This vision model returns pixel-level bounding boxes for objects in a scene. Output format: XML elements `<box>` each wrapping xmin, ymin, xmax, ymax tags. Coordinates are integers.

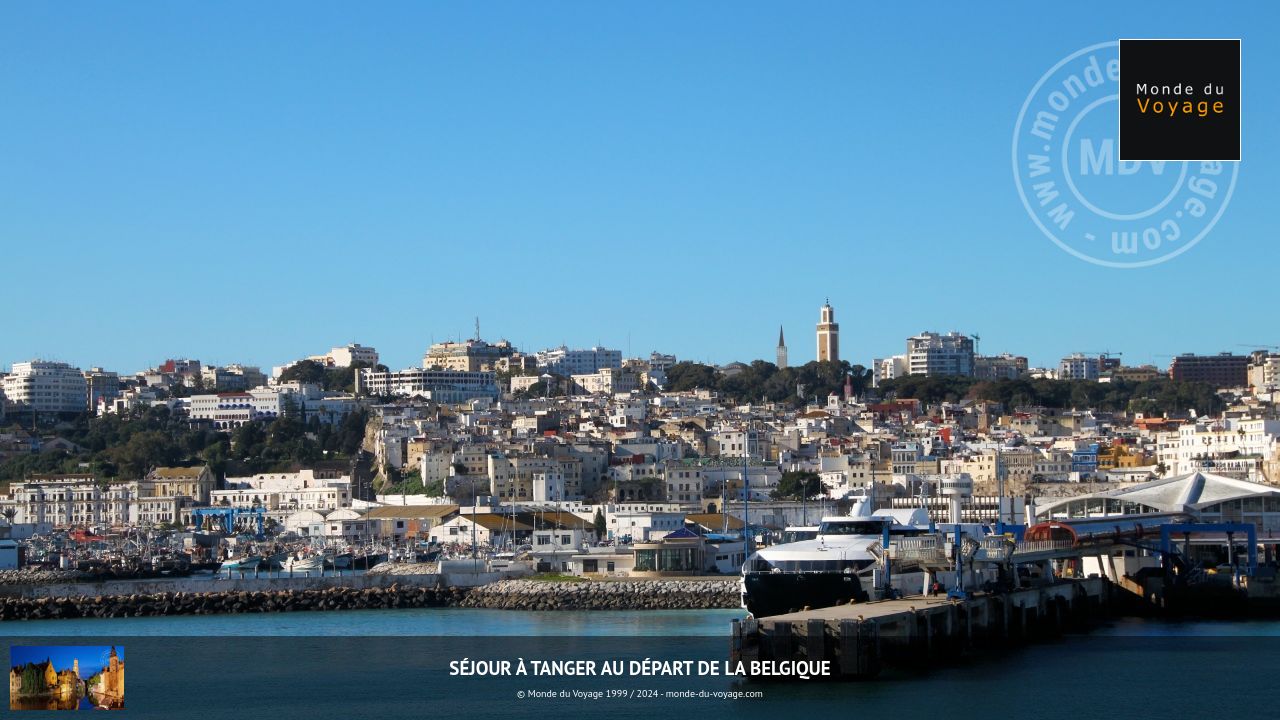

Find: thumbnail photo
<box><xmin>9</xmin><ymin>646</ymin><xmax>124</xmax><ymax>711</ymax></box>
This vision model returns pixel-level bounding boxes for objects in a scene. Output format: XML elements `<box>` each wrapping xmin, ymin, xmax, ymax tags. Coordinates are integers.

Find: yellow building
<box><xmin>1097</xmin><ymin>443</ymin><xmax>1146</xmax><ymax>471</ymax></box>
<box><xmin>94</xmin><ymin>647</ymin><xmax>124</xmax><ymax>704</ymax></box>
<box><xmin>144</xmin><ymin>466</ymin><xmax>215</xmax><ymax>504</ymax></box>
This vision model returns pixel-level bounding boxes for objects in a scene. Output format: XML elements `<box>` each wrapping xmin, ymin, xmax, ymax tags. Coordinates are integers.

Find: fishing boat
<box><xmin>279</xmin><ymin>553</ymin><xmax>325</xmax><ymax>573</ymax></box>
<box><xmin>349</xmin><ymin>550</ymin><xmax>387</xmax><ymax>570</ymax></box>
<box><xmin>219</xmin><ymin>555</ymin><xmax>262</xmax><ymax>574</ymax></box>
<box><xmin>325</xmin><ymin>551</ymin><xmax>353</xmax><ymax>570</ymax></box>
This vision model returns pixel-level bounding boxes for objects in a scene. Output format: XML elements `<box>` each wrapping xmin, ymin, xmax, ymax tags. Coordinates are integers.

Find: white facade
<box><xmin>327</xmin><ymin>344</ymin><xmax>379</xmax><ymax>368</ymax></box>
<box><xmin>3</xmin><ymin>360</ymin><xmax>88</xmax><ymax>413</ymax></box>
<box><xmin>1058</xmin><ymin>353</ymin><xmax>1101</xmax><ymax>381</ymax></box>
<box><xmin>906</xmin><ymin>332</ymin><xmax>974</xmax><ymax>377</ymax></box>
<box><xmin>534</xmin><ymin>346</ymin><xmax>622</xmax><ymax>376</ymax></box>
<box><xmin>186</xmin><ymin>388</ymin><xmax>289</xmax><ymax>429</ymax></box>
<box><xmin>1164</xmin><ymin>418</ymin><xmax>1280</xmax><ymax>479</ymax></box>
<box><xmin>571</xmin><ymin>368</ymin><xmax>638</xmax><ymax>395</ymax></box>
<box><xmin>355</xmin><ymin>368</ymin><xmax>498</xmax><ymax>402</ymax></box>
<box><xmin>3</xmin><ymin>475</ymin><xmax>191</xmax><ymax>527</ymax></box>
<box><xmin>873</xmin><ymin>355</ymin><xmax>909</xmax><ymax>385</ymax></box>
<box><xmin>532</xmin><ymin>471</ymin><xmax>566</xmax><ymax>503</ymax></box>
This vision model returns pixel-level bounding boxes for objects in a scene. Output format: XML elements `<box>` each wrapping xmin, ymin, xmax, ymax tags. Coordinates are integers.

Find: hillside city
<box><xmin>3</xmin><ymin>300</ymin><xmax>1280</xmax><ymax>575</ymax></box>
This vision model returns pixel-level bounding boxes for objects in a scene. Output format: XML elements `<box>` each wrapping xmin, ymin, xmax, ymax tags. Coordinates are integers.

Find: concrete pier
<box><xmin>731</xmin><ymin>578</ymin><xmax>1112</xmax><ymax>679</ymax></box>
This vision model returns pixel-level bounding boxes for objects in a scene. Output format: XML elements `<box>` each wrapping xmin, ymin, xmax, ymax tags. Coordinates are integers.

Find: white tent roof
<box><xmin>1037</xmin><ymin>471</ymin><xmax>1280</xmax><ymax>516</ymax></box>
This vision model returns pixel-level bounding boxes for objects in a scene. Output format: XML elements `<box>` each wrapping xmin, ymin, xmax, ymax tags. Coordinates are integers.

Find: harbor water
<box><xmin>5</xmin><ymin>609</ymin><xmax>1279</xmax><ymax>719</ymax></box>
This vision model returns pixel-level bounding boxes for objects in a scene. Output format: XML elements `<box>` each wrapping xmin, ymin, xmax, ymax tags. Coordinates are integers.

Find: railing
<box><xmin>1012</xmin><ymin>539</ymin><xmax>1076</xmax><ymax>555</ymax></box>
<box><xmin>890</xmin><ymin>536</ymin><xmax>947</xmax><ymax>565</ymax></box>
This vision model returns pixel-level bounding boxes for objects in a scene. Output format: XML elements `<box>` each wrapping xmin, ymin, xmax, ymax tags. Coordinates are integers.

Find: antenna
<box><xmin>475</xmin><ymin>317</ymin><xmax>481</xmax><ymax>342</ymax></box>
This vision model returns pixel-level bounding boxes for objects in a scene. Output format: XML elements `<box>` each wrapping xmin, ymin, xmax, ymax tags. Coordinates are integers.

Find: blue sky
<box><xmin>10</xmin><ymin>645</ymin><xmax>122</xmax><ymax>678</ymax></box>
<box><xmin>1</xmin><ymin>2</ymin><xmax>1275</xmax><ymax>373</ymax></box>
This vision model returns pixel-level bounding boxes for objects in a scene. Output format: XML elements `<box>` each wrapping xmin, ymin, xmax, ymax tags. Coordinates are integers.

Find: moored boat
<box><xmin>279</xmin><ymin>553</ymin><xmax>325</xmax><ymax>573</ymax></box>
<box><xmin>740</xmin><ymin>502</ymin><xmax>934</xmax><ymax>618</ymax></box>
<box><xmin>220</xmin><ymin>555</ymin><xmax>262</xmax><ymax>574</ymax></box>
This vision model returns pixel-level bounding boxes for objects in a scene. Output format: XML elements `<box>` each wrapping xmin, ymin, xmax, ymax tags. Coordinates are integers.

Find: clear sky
<box><xmin>10</xmin><ymin>645</ymin><xmax>123</xmax><ymax>678</ymax></box>
<box><xmin>2</xmin><ymin>2</ymin><xmax>1275</xmax><ymax>373</ymax></box>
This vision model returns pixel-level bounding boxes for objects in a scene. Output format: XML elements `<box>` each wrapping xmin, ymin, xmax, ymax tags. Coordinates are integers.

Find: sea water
<box><xmin>4</xmin><ymin>609</ymin><xmax>1278</xmax><ymax>719</ymax></box>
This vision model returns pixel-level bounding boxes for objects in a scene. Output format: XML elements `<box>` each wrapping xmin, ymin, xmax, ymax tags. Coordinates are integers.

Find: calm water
<box><xmin>1</xmin><ymin>606</ymin><xmax>744</xmax><ymax>636</ymax></box>
<box><xmin>6</xmin><ymin>604</ymin><xmax>1280</xmax><ymax>637</ymax></box>
<box><xmin>4</xmin><ymin>609</ymin><xmax>1279</xmax><ymax>719</ymax></box>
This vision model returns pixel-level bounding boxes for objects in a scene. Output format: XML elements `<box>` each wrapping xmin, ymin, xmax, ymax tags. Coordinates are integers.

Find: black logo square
<box><xmin>1119</xmin><ymin>39</ymin><xmax>1240</xmax><ymax>161</ymax></box>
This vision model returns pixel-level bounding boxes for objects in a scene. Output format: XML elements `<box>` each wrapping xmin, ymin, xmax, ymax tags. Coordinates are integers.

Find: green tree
<box><xmin>593</xmin><ymin>508</ymin><xmax>607</xmax><ymax>536</ymax></box>
<box><xmin>771</xmin><ymin>471</ymin><xmax>825</xmax><ymax>500</ymax></box>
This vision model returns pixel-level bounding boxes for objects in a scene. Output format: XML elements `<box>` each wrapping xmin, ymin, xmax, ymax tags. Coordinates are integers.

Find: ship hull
<box><xmin>741</xmin><ymin>572</ymin><xmax>869</xmax><ymax>618</ymax></box>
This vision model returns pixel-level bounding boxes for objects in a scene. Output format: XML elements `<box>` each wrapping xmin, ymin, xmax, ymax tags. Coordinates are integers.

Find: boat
<box><xmin>279</xmin><ymin>553</ymin><xmax>325</xmax><ymax>573</ymax></box>
<box><xmin>219</xmin><ymin>555</ymin><xmax>262</xmax><ymax>574</ymax></box>
<box><xmin>325</xmin><ymin>552</ymin><xmax>352</xmax><ymax>570</ymax></box>
<box><xmin>349</xmin><ymin>551</ymin><xmax>388</xmax><ymax>570</ymax></box>
<box><xmin>740</xmin><ymin>501</ymin><xmax>935</xmax><ymax>618</ymax></box>
<box><xmin>150</xmin><ymin>552</ymin><xmax>192</xmax><ymax>576</ymax></box>
<box><xmin>779</xmin><ymin>526</ymin><xmax>820</xmax><ymax>544</ymax></box>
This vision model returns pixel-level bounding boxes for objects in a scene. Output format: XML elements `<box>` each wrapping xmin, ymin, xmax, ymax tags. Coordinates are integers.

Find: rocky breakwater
<box><xmin>459</xmin><ymin>578</ymin><xmax>741</xmax><ymax>611</ymax></box>
<box><xmin>0</xmin><ymin>568</ymin><xmax>87</xmax><ymax>585</ymax></box>
<box><xmin>0</xmin><ymin>584</ymin><xmax>468</xmax><ymax>621</ymax></box>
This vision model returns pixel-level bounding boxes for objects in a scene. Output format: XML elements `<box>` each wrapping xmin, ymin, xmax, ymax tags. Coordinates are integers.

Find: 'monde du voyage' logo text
<box><xmin>1012</xmin><ymin>41</ymin><xmax>1237</xmax><ymax>268</ymax></box>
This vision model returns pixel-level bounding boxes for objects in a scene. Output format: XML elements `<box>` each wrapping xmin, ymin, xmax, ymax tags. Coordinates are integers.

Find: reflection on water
<box><xmin>9</xmin><ymin>692</ymin><xmax>123</xmax><ymax>711</ymax></box>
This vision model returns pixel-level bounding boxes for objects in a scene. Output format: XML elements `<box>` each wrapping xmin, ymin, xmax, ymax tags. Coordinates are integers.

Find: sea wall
<box><xmin>0</xmin><ymin>571</ymin><xmax>444</xmax><ymax>600</ymax></box>
<box><xmin>0</xmin><ymin>583</ymin><xmax>465</xmax><ymax>620</ymax></box>
<box><xmin>0</xmin><ymin>576</ymin><xmax>742</xmax><ymax>620</ymax></box>
<box><xmin>459</xmin><ymin>578</ymin><xmax>741</xmax><ymax>611</ymax></box>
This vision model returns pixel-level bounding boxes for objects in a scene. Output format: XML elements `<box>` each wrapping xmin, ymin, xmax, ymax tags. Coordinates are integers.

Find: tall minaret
<box><xmin>816</xmin><ymin>299</ymin><xmax>840</xmax><ymax>363</ymax></box>
<box><xmin>776</xmin><ymin>326</ymin><xmax>788</xmax><ymax>369</ymax></box>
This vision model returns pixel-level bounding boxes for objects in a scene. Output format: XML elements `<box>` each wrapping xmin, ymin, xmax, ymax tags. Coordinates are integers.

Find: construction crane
<box><xmin>1073</xmin><ymin>350</ymin><xmax>1123</xmax><ymax>360</ymax></box>
<box><xmin>970</xmin><ymin>333</ymin><xmax>981</xmax><ymax>356</ymax></box>
<box><xmin>1237</xmin><ymin>344</ymin><xmax>1280</xmax><ymax>351</ymax></box>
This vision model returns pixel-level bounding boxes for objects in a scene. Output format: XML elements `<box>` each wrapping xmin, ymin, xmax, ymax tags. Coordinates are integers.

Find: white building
<box><xmin>222</xmin><ymin>470</ymin><xmax>353</xmax><ymax>511</ymax></box>
<box><xmin>324</xmin><ymin>344</ymin><xmax>379</xmax><ymax>368</ymax></box>
<box><xmin>1164</xmin><ymin>417</ymin><xmax>1280</xmax><ymax>480</ymax></box>
<box><xmin>1249</xmin><ymin>353</ymin><xmax>1280</xmax><ymax>392</ymax></box>
<box><xmin>354</xmin><ymin>368</ymin><xmax>498</xmax><ymax>403</ymax></box>
<box><xmin>873</xmin><ymin>355</ymin><xmax>909</xmax><ymax>385</ymax></box>
<box><xmin>187</xmin><ymin>385</ymin><xmax>355</xmax><ymax>429</ymax></box>
<box><xmin>534</xmin><ymin>346</ymin><xmax>622</xmax><ymax>376</ymax></box>
<box><xmin>571</xmin><ymin>368</ymin><xmax>638</xmax><ymax>395</ymax></box>
<box><xmin>1058</xmin><ymin>353</ymin><xmax>1101</xmax><ymax>381</ymax></box>
<box><xmin>532</xmin><ymin>471</ymin><xmax>566</xmax><ymax>503</ymax></box>
<box><xmin>608</xmin><ymin>508</ymin><xmax>686</xmax><ymax>542</ymax></box>
<box><xmin>906</xmin><ymin>332</ymin><xmax>974</xmax><ymax>377</ymax></box>
<box><xmin>186</xmin><ymin>388</ymin><xmax>290</xmax><ymax>429</ymax></box>
<box><xmin>3</xmin><ymin>474</ymin><xmax>195</xmax><ymax>527</ymax></box>
<box><xmin>3</xmin><ymin>360</ymin><xmax>88</xmax><ymax>413</ymax></box>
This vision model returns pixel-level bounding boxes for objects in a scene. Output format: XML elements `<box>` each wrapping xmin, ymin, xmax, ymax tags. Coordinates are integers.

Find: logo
<box><xmin>1012</xmin><ymin>42</ymin><xmax>1238</xmax><ymax>268</ymax></box>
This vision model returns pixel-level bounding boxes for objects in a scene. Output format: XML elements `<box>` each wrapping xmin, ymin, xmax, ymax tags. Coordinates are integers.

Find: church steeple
<box><xmin>776</xmin><ymin>325</ymin><xmax>788</xmax><ymax>370</ymax></box>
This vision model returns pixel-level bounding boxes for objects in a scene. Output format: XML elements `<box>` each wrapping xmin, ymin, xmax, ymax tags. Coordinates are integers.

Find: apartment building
<box><xmin>906</xmin><ymin>332</ymin><xmax>975</xmax><ymax>377</ymax></box>
<box><xmin>3</xmin><ymin>360</ymin><xmax>88</xmax><ymax>413</ymax></box>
